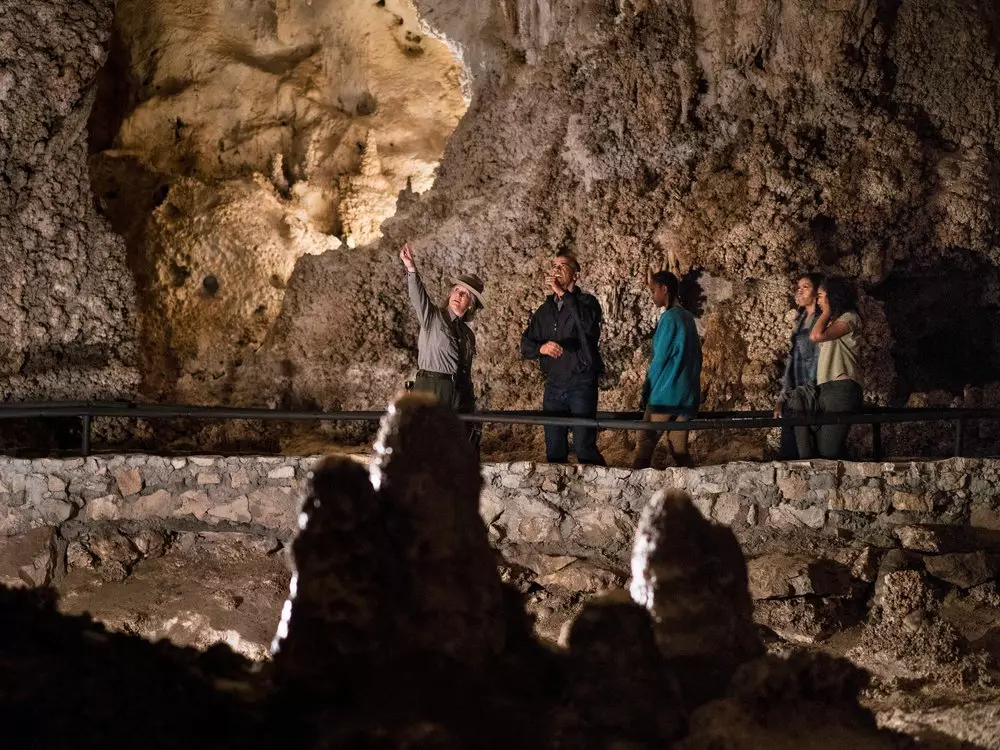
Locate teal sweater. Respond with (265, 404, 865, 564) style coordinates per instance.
(642, 306, 702, 416)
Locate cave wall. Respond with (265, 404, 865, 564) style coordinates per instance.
(0, 0, 138, 401)
(234, 0, 1000, 433)
(87, 0, 467, 402)
(3, 0, 1000, 446)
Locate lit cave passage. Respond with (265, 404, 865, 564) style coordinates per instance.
(3, 0, 1000, 748)
(87, 0, 468, 406)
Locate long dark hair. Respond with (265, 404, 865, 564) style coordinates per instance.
(820, 276, 858, 320)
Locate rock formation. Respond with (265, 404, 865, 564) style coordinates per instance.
(86, 0, 467, 403)
(0, 394, 917, 748)
(0, 0, 138, 402)
(231, 0, 1000, 461)
(631, 487, 762, 705)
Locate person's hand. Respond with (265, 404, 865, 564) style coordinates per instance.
(817, 288, 829, 314)
(773, 403, 782, 419)
(399, 243, 416, 273)
(540, 341, 564, 357)
(546, 274, 565, 297)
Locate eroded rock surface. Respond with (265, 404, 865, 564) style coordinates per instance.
(0, 0, 138, 402)
(631, 488, 763, 705)
(86, 0, 467, 403)
(227, 0, 1000, 462)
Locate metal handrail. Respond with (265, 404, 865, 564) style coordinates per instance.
(0, 400, 992, 458)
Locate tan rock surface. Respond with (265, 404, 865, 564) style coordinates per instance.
(86, 0, 467, 402)
(229, 0, 1000, 462)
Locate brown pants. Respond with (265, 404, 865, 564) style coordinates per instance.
(632, 410, 692, 469)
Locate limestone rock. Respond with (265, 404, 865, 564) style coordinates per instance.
(561, 593, 685, 746)
(87, 0, 466, 406)
(66, 540, 97, 571)
(536, 561, 625, 593)
(266, 466, 294, 480)
(894, 524, 980, 554)
(678, 652, 902, 750)
(891, 491, 933, 513)
(83, 495, 120, 522)
(850, 546, 884, 583)
(128, 490, 176, 520)
(872, 548, 925, 609)
(768, 504, 826, 530)
(115, 469, 143, 497)
(369, 394, 506, 667)
(832, 485, 889, 514)
(0, 0, 138, 405)
(753, 597, 864, 645)
(272, 394, 507, 697)
(500, 548, 578, 577)
(247, 487, 296, 530)
(35, 496, 74, 525)
(861, 569, 986, 685)
(631, 489, 762, 706)
(207, 497, 251, 525)
(98, 560, 130, 584)
(746, 553, 853, 600)
(176, 490, 212, 521)
(270, 452, 386, 689)
(0, 528, 59, 588)
(924, 552, 1000, 590)
(86, 528, 141, 568)
(132, 528, 171, 559)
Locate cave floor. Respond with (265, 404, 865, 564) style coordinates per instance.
(56, 532, 289, 661)
(50, 533, 1000, 750)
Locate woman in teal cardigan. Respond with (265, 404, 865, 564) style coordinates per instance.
(632, 271, 702, 468)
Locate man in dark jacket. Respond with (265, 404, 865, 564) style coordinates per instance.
(520, 254, 605, 465)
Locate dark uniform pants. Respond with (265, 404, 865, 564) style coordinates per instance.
(412, 371, 481, 455)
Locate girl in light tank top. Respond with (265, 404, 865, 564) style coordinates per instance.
(796, 277, 863, 459)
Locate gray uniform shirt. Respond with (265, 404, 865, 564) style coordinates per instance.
(407, 271, 476, 375)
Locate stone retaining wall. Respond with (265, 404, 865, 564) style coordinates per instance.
(0, 455, 320, 539)
(3, 454, 1000, 575)
(481, 458, 1000, 565)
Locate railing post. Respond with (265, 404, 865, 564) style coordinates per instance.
(954, 419, 965, 458)
(81, 415, 91, 457)
(871, 422, 883, 460)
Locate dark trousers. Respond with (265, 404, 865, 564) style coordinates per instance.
(795, 380, 863, 459)
(412, 372, 481, 454)
(542, 377, 605, 465)
(778, 415, 799, 460)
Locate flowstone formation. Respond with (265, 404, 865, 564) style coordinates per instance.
(87, 0, 467, 403)
(0, 395, 914, 748)
(0, 0, 138, 403)
(229, 0, 1000, 457)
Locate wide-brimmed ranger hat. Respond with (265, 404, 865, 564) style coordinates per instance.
(452, 274, 486, 309)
